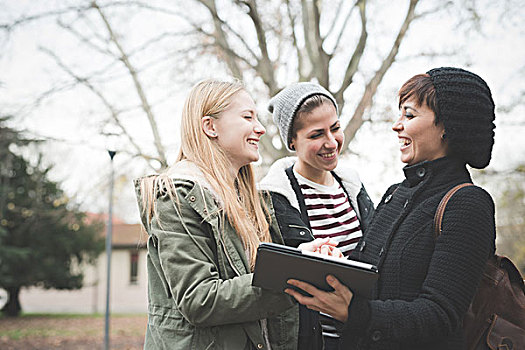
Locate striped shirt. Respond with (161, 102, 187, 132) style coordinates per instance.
(294, 170, 363, 339)
(294, 170, 363, 256)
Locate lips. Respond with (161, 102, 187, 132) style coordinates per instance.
(320, 151, 337, 159)
(398, 137, 412, 150)
(247, 138, 259, 147)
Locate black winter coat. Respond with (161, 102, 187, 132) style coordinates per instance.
(342, 157, 496, 350)
(260, 157, 375, 350)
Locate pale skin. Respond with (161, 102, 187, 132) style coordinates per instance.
(201, 90, 266, 176)
(201, 91, 341, 259)
(290, 102, 343, 186)
(298, 238, 344, 258)
(285, 98, 449, 323)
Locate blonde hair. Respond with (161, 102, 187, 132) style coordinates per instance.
(139, 79, 271, 270)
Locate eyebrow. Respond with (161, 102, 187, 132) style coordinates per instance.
(241, 109, 256, 115)
(403, 105, 418, 113)
(308, 121, 340, 134)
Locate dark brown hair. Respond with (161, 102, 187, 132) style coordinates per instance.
(398, 74, 439, 124)
(290, 94, 335, 142)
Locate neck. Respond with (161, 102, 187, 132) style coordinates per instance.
(294, 162, 333, 186)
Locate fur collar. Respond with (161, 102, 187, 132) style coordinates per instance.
(258, 156, 363, 213)
(166, 160, 222, 205)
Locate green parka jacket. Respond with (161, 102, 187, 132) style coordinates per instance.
(135, 160, 299, 350)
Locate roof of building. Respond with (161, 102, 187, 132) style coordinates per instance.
(87, 212, 146, 249)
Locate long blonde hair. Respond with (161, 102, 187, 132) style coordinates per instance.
(140, 79, 271, 270)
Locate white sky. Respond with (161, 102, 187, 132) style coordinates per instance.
(1, 0, 524, 224)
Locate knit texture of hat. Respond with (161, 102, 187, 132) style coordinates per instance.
(427, 67, 496, 169)
(268, 82, 338, 150)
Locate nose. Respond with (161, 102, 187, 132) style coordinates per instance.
(325, 132, 338, 148)
(254, 119, 266, 135)
(392, 116, 404, 132)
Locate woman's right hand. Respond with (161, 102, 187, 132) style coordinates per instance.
(298, 238, 343, 258)
(285, 275, 353, 322)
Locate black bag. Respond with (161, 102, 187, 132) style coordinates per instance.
(434, 183, 525, 350)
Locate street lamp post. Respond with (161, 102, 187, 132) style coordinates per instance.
(104, 150, 116, 350)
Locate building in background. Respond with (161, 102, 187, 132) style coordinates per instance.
(19, 214, 147, 314)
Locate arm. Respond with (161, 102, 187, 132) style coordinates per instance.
(153, 184, 294, 327)
(287, 186, 495, 343)
(344, 185, 495, 342)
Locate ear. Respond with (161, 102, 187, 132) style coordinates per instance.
(289, 142, 295, 151)
(202, 116, 218, 138)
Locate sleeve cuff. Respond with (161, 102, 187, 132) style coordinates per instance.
(341, 295, 371, 334)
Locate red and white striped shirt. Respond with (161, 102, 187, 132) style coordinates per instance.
(294, 170, 362, 256)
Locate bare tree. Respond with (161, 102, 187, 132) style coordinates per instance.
(0, 0, 517, 168)
(189, 0, 425, 157)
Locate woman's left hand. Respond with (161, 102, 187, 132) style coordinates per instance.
(284, 275, 353, 322)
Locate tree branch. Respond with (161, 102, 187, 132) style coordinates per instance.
(92, 1, 167, 168)
(39, 47, 158, 170)
(311, 0, 330, 87)
(235, 0, 278, 94)
(301, 0, 317, 75)
(331, 0, 360, 54)
(334, 0, 367, 107)
(195, 0, 243, 79)
(324, 0, 348, 40)
(285, 0, 308, 81)
(342, 0, 420, 151)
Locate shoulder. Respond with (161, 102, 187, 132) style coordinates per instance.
(333, 158, 361, 185)
(333, 158, 364, 199)
(377, 183, 401, 205)
(258, 157, 301, 211)
(443, 184, 495, 218)
(269, 191, 294, 211)
(259, 157, 296, 191)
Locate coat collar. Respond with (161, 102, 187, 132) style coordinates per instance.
(258, 156, 363, 212)
(402, 156, 470, 187)
(166, 160, 223, 206)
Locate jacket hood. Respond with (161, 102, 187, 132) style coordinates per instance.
(258, 156, 363, 214)
(134, 160, 221, 229)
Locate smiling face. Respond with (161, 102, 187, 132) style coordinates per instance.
(392, 98, 448, 165)
(211, 90, 266, 173)
(290, 102, 343, 184)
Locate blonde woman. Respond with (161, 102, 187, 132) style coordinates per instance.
(135, 80, 300, 349)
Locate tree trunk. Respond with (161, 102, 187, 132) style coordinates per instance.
(1, 286, 21, 317)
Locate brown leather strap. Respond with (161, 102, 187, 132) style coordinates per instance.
(433, 183, 475, 238)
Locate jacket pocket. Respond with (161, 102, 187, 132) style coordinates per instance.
(148, 305, 193, 334)
(148, 305, 217, 350)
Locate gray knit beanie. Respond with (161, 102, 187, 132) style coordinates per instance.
(268, 82, 338, 150)
(427, 67, 496, 169)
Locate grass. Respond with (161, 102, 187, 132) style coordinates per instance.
(0, 313, 147, 349)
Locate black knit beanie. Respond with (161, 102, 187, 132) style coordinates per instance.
(426, 67, 496, 169)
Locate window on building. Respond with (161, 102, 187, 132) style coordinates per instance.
(130, 251, 139, 284)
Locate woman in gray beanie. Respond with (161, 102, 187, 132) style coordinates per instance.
(284, 68, 497, 350)
(259, 82, 374, 350)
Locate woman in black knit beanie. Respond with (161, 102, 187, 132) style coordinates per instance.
(284, 67, 497, 350)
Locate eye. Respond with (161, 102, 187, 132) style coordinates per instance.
(405, 112, 415, 119)
(331, 126, 341, 132)
(243, 115, 253, 120)
(310, 133, 322, 139)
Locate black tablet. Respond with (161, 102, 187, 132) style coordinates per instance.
(252, 242, 379, 298)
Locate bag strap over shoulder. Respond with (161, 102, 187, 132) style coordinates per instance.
(433, 183, 474, 238)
